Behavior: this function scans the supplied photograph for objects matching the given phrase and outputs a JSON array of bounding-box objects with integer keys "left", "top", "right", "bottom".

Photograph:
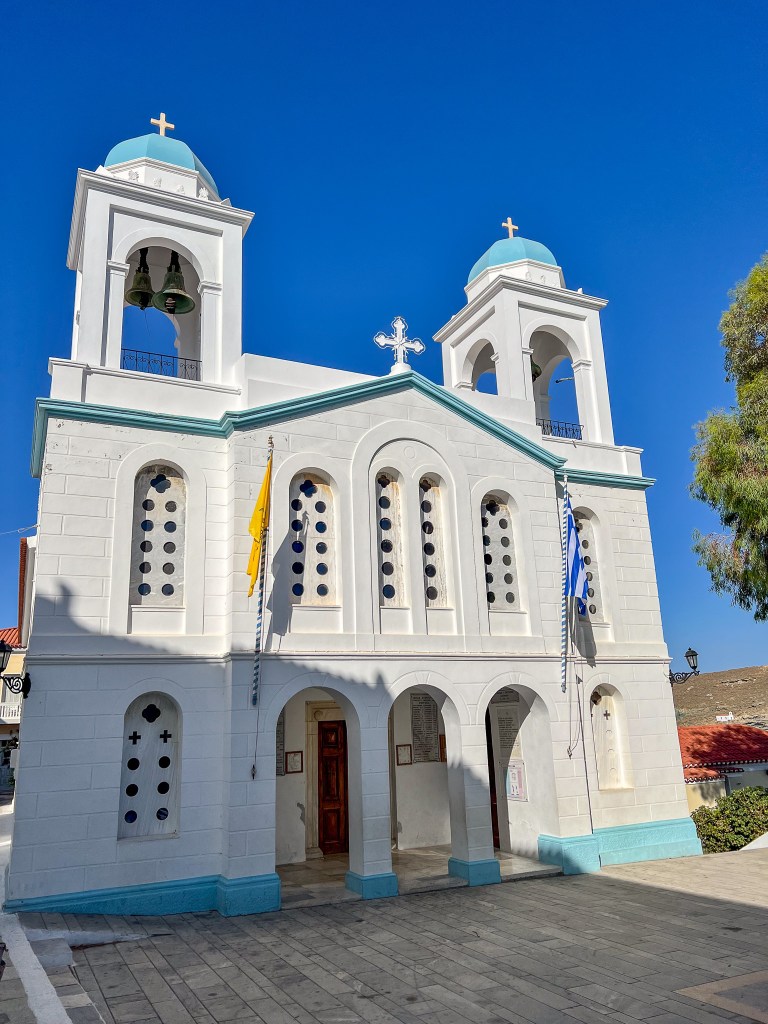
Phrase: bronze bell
[
  {"left": 152, "top": 251, "right": 196, "bottom": 315},
  {"left": 531, "top": 358, "right": 543, "bottom": 383},
  {"left": 125, "top": 248, "right": 155, "bottom": 310}
]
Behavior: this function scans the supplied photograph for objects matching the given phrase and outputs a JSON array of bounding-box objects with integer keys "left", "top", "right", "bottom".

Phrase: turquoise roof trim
[
  {"left": 468, "top": 237, "right": 557, "bottom": 283},
  {"left": 31, "top": 371, "right": 653, "bottom": 489},
  {"left": 105, "top": 134, "right": 218, "bottom": 195}
]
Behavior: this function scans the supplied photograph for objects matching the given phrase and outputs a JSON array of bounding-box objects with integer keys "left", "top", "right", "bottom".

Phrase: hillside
[{"left": 672, "top": 664, "right": 768, "bottom": 730}]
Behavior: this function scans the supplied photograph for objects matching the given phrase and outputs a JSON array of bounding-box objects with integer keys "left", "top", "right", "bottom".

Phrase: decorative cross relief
[{"left": 373, "top": 317, "right": 425, "bottom": 375}]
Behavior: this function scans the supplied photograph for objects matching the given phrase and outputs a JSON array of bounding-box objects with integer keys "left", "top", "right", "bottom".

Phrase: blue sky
[{"left": 1, "top": 1, "right": 766, "bottom": 672}]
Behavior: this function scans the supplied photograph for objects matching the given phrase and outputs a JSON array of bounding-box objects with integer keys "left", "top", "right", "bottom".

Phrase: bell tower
[
  {"left": 67, "top": 115, "right": 253, "bottom": 386},
  {"left": 434, "top": 219, "right": 615, "bottom": 445}
]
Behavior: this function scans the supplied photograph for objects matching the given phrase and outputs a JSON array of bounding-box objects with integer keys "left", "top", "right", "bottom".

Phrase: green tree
[
  {"left": 691, "top": 254, "right": 768, "bottom": 618},
  {"left": 691, "top": 786, "right": 768, "bottom": 853}
]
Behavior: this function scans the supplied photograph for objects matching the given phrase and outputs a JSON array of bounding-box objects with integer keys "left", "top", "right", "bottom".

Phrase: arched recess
[
  {"left": 109, "top": 444, "right": 207, "bottom": 636},
  {"left": 354, "top": 422, "right": 479, "bottom": 639},
  {"left": 470, "top": 477, "right": 541, "bottom": 639},
  {"left": 477, "top": 674, "right": 560, "bottom": 858},
  {"left": 269, "top": 455, "right": 349, "bottom": 638},
  {"left": 385, "top": 678, "right": 473, "bottom": 878},
  {"left": 118, "top": 691, "right": 182, "bottom": 840},
  {"left": 572, "top": 505, "right": 607, "bottom": 624},
  {"left": 588, "top": 679, "right": 633, "bottom": 790},
  {"left": 457, "top": 334, "right": 504, "bottom": 394},
  {"left": 260, "top": 671, "right": 370, "bottom": 902}
]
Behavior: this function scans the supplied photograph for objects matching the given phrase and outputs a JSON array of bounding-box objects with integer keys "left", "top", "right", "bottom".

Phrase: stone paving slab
[{"left": 49, "top": 850, "right": 768, "bottom": 1024}]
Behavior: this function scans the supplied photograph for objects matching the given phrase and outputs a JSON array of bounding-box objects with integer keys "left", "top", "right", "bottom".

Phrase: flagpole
[
  {"left": 560, "top": 473, "right": 569, "bottom": 693},
  {"left": 249, "top": 437, "right": 274, "bottom": 780}
]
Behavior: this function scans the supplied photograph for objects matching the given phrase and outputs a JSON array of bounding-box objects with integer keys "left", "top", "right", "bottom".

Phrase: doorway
[
  {"left": 318, "top": 720, "right": 348, "bottom": 854},
  {"left": 485, "top": 709, "right": 501, "bottom": 850}
]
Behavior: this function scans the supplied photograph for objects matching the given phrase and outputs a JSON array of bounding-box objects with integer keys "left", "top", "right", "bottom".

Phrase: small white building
[{"left": 6, "top": 123, "right": 701, "bottom": 916}]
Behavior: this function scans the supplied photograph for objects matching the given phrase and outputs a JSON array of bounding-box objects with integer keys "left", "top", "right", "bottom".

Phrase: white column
[
  {"left": 104, "top": 260, "right": 130, "bottom": 369},
  {"left": 345, "top": 721, "right": 398, "bottom": 898},
  {"left": 446, "top": 722, "right": 500, "bottom": 884},
  {"left": 572, "top": 358, "right": 598, "bottom": 442},
  {"left": 198, "top": 280, "right": 223, "bottom": 384}
]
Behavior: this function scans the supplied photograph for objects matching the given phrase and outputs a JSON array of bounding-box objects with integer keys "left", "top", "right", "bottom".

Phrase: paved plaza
[{"left": 3, "top": 849, "right": 767, "bottom": 1024}]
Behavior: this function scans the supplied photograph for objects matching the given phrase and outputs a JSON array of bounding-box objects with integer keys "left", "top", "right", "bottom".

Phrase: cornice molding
[{"left": 31, "top": 370, "right": 653, "bottom": 490}]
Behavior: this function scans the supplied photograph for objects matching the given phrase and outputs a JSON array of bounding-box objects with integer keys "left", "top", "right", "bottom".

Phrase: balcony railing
[
  {"left": 121, "top": 348, "right": 201, "bottom": 382},
  {"left": 537, "top": 417, "right": 583, "bottom": 441},
  {"left": 0, "top": 703, "right": 21, "bottom": 723}
]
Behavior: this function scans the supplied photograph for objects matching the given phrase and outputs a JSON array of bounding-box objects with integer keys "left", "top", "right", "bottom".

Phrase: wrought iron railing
[
  {"left": 121, "top": 348, "right": 201, "bottom": 381},
  {"left": 537, "top": 417, "right": 583, "bottom": 441}
]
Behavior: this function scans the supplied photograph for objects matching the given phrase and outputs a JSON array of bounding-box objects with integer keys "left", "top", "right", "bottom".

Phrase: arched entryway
[
  {"left": 481, "top": 682, "right": 559, "bottom": 862},
  {"left": 273, "top": 683, "right": 364, "bottom": 907}
]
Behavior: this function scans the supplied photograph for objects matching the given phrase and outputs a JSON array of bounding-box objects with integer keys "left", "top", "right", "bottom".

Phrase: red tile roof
[
  {"left": 678, "top": 725, "right": 768, "bottom": 785},
  {"left": 0, "top": 627, "right": 21, "bottom": 648}
]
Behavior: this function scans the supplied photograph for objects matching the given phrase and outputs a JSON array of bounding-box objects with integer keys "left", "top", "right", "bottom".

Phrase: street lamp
[
  {"left": 0, "top": 639, "right": 30, "bottom": 698},
  {"left": 669, "top": 647, "right": 699, "bottom": 685}
]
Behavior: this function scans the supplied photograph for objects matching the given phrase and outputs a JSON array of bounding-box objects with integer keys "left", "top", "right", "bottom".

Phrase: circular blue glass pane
[
  {"left": 315, "top": 501, "right": 326, "bottom": 513},
  {"left": 379, "top": 518, "right": 391, "bottom": 531},
  {"left": 124, "top": 810, "right": 138, "bottom": 823},
  {"left": 156, "top": 807, "right": 169, "bottom": 821},
  {"left": 382, "top": 584, "right": 395, "bottom": 599},
  {"left": 317, "top": 584, "right": 329, "bottom": 597},
  {"left": 379, "top": 496, "right": 390, "bottom": 509},
  {"left": 316, "top": 521, "right": 327, "bottom": 533},
  {"left": 292, "top": 562, "right": 304, "bottom": 574},
  {"left": 138, "top": 583, "right": 151, "bottom": 596},
  {"left": 292, "top": 541, "right": 304, "bottom": 553},
  {"left": 291, "top": 519, "right": 303, "bottom": 532},
  {"left": 382, "top": 561, "right": 394, "bottom": 576},
  {"left": 291, "top": 498, "right": 302, "bottom": 511},
  {"left": 292, "top": 583, "right": 304, "bottom": 597},
  {"left": 140, "top": 520, "right": 153, "bottom": 532},
  {"left": 164, "top": 522, "right": 177, "bottom": 533},
  {"left": 317, "top": 563, "right": 328, "bottom": 575}
]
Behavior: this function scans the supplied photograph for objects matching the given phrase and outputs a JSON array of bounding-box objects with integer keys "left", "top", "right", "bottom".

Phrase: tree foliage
[
  {"left": 691, "top": 254, "right": 768, "bottom": 619},
  {"left": 691, "top": 786, "right": 768, "bottom": 853}
]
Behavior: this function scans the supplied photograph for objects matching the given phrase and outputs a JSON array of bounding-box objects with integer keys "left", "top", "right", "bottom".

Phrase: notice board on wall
[{"left": 411, "top": 693, "right": 440, "bottom": 763}]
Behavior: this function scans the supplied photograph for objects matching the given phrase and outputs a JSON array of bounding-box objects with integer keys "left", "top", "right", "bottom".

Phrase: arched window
[
  {"left": 289, "top": 473, "right": 336, "bottom": 606},
  {"left": 419, "top": 477, "right": 448, "bottom": 608},
  {"left": 376, "top": 473, "right": 406, "bottom": 606},
  {"left": 590, "top": 687, "right": 630, "bottom": 789},
  {"left": 574, "top": 511, "right": 603, "bottom": 620},
  {"left": 130, "top": 465, "right": 186, "bottom": 607},
  {"left": 118, "top": 692, "right": 180, "bottom": 839},
  {"left": 481, "top": 494, "right": 518, "bottom": 609}
]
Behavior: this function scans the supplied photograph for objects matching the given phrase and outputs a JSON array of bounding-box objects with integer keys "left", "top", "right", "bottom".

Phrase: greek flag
[{"left": 564, "top": 493, "right": 589, "bottom": 615}]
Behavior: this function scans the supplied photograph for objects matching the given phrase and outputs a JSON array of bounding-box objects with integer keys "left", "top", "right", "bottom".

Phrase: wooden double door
[{"left": 317, "top": 720, "right": 349, "bottom": 855}]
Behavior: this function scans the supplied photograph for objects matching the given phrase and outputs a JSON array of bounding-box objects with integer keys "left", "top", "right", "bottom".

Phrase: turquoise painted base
[
  {"left": 594, "top": 817, "right": 702, "bottom": 865},
  {"left": 345, "top": 871, "right": 399, "bottom": 899},
  {"left": 538, "top": 817, "right": 702, "bottom": 875},
  {"left": 4, "top": 873, "right": 281, "bottom": 918},
  {"left": 447, "top": 857, "right": 502, "bottom": 886},
  {"left": 538, "top": 834, "right": 601, "bottom": 874}
]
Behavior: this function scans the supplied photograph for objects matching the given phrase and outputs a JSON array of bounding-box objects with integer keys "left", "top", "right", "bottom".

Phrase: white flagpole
[{"left": 560, "top": 474, "right": 569, "bottom": 693}]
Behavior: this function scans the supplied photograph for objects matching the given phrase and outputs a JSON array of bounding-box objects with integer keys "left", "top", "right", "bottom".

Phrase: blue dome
[
  {"left": 468, "top": 236, "right": 557, "bottom": 283},
  {"left": 104, "top": 134, "right": 218, "bottom": 195}
]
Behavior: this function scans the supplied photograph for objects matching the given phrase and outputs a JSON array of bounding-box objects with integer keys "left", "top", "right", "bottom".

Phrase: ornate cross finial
[
  {"left": 150, "top": 112, "right": 175, "bottom": 137},
  {"left": 373, "top": 316, "right": 425, "bottom": 374},
  {"left": 502, "top": 216, "right": 518, "bottom": 238}
]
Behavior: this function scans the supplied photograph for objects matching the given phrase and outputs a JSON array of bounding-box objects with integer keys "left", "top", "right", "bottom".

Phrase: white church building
[{"left": 5, "top": 119, "right": 701, "bottom": 916}]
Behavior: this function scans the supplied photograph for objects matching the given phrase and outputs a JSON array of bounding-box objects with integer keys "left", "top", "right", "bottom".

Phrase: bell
[
  {"left": 152, "top": 251, "right": 196, "bottom": 315},
  {"left": 124, "top": 248, "right": 155, "bottom": 310},
  {"left": 531, "top": 358, "right": 542, "bottom": 383}
]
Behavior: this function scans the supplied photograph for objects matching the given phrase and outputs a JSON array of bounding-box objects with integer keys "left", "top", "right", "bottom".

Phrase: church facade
[{"left": 5, "top": 123, "right": 701, "bottom": 916}]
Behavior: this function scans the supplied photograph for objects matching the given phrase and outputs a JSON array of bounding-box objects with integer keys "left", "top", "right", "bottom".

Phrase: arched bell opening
[
  {"left": 469, "top": 341, "right": 498, "bottom": 394},
  {"left": 121, "top": 246, "right": 201, "bottom": 380},
  {"left": 530, "top": 330, "right": 582, "bottom": 440}
]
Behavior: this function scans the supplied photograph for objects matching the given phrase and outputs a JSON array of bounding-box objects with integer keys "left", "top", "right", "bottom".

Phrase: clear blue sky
[{"left": 1, "top": 1, "right": 766, "bottom": 672}]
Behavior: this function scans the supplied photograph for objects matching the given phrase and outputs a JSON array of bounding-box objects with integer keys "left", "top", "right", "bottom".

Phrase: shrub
[{"left": 692, "top": 786, "right": 768, "bottom": 853}]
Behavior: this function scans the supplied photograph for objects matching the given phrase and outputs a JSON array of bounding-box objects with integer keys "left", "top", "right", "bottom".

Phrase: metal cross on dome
[{"left": 373, "top": 316, "right": 425, "bottom": 374}]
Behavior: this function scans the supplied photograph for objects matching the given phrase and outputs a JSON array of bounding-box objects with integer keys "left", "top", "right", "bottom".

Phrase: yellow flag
[{"left": 247, "top": 450, "right": 273, "bottom": 597}]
